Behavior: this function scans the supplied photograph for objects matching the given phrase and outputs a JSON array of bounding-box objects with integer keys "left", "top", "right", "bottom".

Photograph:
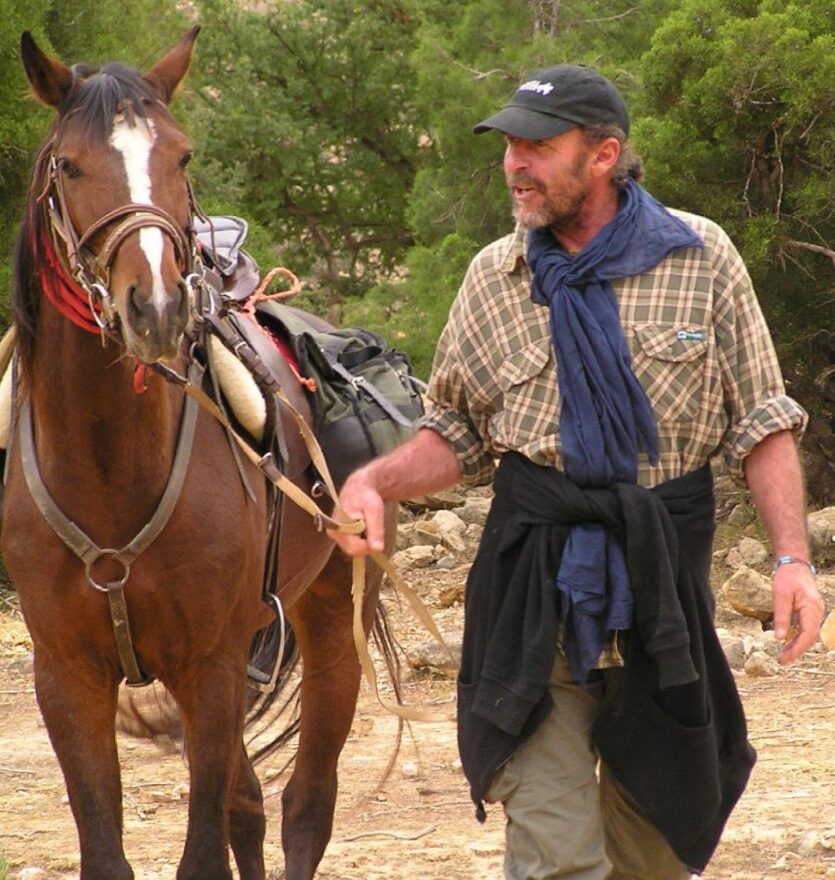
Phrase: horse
[{"left": 2, "top": 27, "right": 395, "bottom": 880}]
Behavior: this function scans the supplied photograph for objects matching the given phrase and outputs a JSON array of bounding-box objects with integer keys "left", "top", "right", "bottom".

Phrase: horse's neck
[{"left": 28, "top": 312, "right": 183, "bottom": 526}]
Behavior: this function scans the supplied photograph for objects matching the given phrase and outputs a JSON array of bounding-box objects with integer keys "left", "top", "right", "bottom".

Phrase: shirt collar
[{"left": 499, "top": 225, "right": 530, "bottom": 274}]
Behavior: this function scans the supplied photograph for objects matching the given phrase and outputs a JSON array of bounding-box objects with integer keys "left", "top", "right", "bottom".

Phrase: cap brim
[{"left": 473, "top": 106, "right": 577, "bottom": 139}]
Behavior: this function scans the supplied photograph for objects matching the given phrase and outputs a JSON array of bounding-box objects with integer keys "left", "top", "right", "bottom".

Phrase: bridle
[{"left": 33, "top": 136, "right": 203, "bottom": 337}]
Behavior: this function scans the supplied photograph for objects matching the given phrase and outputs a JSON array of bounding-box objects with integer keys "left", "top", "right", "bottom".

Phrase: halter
[{"left": 34, "top": 140, "right": 203, "bottom": 338}]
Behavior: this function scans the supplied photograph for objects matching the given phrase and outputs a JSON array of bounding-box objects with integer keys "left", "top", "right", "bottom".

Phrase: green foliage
[
  {"left": 0, "top": 851, "right": 7, "bottom": 880},
  {"left": 185, "top": 0, "right": 425, "bottom": 306},
  {"left": 637, "top": 0, "right": 835, "bottom": 421},
  {"left": 341, "top": 233, "right": 476, "bottom": 378},
  {"left": 639, "top": 0, "right": 835, "bottom": 247}
]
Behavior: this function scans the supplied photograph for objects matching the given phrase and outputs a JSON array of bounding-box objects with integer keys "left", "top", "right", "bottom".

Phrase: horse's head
[{"left": 20, "top": 28, "right": 201, "bottom": 364}]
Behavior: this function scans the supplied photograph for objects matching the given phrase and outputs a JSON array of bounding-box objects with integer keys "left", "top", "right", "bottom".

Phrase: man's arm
[
  {"left": 327, "top": 428, "right": 462, "bottom": 557},
  {"left": 743, "top": 429, "right": 824, "bottom": 663}
]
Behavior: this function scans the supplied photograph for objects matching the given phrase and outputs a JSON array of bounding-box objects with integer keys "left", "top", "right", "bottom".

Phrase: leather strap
[
  {"left": 18, "top": 361, "right": 202, "bottom": 685},
  {"left": 106, "top": 580, "right": 150, "bottom": 686}
]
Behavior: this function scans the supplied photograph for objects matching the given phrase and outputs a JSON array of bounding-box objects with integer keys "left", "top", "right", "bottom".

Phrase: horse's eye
[
  {"left": 58, "top": 158, "right": 83, "bottom": 179},
  {"left": 179, "top": 151, "right": 193, "bottom": 170}
]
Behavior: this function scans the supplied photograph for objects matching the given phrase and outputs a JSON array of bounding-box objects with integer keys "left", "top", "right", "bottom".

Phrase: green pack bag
[{"left": 254, "top": 301, "right": 425, "bottom": 486}]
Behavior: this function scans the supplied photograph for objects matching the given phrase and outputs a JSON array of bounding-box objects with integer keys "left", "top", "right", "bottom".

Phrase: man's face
[{"left": 503, "top": 128, "right": 593, "bottom": 231}]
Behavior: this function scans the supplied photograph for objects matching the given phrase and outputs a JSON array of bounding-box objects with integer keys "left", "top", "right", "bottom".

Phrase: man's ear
[{"left": 590, "top": 137, "right": 621, "bottom": 179}]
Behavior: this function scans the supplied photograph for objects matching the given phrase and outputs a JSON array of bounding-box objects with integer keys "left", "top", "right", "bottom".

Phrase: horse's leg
[
  {"left": 281, "top": 551, "right": 378, "bottom": 880},
  {"left": 169, "top": 655, "right": 249, "bottom": 880},
  {"left": 33, "top": 652, "right": 132, "bottom": 880},
  {"left": 229, "top": 742, "right": 267, "bottom": 880}
]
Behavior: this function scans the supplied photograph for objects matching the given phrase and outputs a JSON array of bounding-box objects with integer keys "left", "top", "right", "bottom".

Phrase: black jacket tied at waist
[{"left": 457, "top": 452, "right": 755, "bottom": 873}]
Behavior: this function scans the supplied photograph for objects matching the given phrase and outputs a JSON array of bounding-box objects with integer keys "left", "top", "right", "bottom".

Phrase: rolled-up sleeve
[
  {"left": 419, "top": 403, "right": 495, "bottom": 485},
  {"left": 419, "top": 324, "right": 497, "bottom": 485},
  {"left": 417, "top": 262, "right": 501, "bottom": 486},
  {"left": 713, "top": 236, "right": 808, "bottom": 481}
]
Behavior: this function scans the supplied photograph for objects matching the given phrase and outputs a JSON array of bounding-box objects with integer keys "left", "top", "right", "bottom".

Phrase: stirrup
[{"left": 246, "top": 592, "right": 287, "bottom": 694}]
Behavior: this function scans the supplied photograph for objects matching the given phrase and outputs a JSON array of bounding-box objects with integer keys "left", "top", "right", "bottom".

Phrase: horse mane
[
  {"left": 12, "top": 195, "right": 45, "bottom": 374},
  {"left": 60, "top": 63, "right": 170, "bottom": 141},
  {"left": 12, "top": 62, "right": 178, "bottom": 373}
]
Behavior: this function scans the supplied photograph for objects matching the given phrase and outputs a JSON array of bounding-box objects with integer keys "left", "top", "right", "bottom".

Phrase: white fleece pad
[{"left": 208, "top": 335, "right": 266, "bottom": 442}]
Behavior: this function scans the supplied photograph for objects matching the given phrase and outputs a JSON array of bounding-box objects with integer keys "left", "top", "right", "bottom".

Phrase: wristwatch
[{"left": 773, "top": 555, "right": 816, "bottom": 575}]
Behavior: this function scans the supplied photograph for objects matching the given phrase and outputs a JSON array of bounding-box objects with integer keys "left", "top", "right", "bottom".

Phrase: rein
[{"left": 152, "top": 341, "right": 456, "bottom": 722}]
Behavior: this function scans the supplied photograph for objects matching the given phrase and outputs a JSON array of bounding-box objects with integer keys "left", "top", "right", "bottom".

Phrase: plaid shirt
[{"left": 421, "top": 211, "right": 807, "bottom": 489}]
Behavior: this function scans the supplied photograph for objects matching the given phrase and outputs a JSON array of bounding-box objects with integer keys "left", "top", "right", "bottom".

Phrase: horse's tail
[
  {"left": 243, "top": 602, "right": 405, "bottom": 783},
  {"left": 115, "top": 681, "right": 183, "bottom": 746}
]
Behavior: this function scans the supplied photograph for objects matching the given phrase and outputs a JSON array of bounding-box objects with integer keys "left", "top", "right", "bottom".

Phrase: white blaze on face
[{"left": 108, "top": 115, "right": 168, "bottom": 314}]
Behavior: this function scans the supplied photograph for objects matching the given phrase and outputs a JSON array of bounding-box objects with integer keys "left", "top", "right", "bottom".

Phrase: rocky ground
[{"left": 1, "top": 482, "right": 834, "bottom": 880}]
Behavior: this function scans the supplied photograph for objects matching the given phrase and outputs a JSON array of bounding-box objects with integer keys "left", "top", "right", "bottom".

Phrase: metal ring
[
  {"left": 311, "top": 481, "right": 330, "bottom": 499},
  {"left": 89, "top": 282, "right": 118, "bottom": 328},
  {"left": 85, "top": 550, "right": 131, "bottom": 593}
]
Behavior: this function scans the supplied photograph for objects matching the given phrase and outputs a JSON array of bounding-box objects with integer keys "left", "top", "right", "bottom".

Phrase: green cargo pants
[{"left": 484, "top": 649, "right": 693, "bottom": 880}]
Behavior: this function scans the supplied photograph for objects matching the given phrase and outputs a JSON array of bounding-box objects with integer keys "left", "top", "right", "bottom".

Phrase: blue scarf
[{"left": 527, "top": 179, "right": 703, "bottom": 682}]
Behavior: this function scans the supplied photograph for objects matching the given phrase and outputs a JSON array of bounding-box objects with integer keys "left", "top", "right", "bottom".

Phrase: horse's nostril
[{"left": 128, "top": 284, "right": 143, "bottom": 320}]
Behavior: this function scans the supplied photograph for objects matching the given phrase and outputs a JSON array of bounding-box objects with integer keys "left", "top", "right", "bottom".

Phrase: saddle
[
  {"left": 196, "top": 216, "right": 424, "bottom": 490},
  {"left": 194, "top": 215, "right": 259, "bottom": 302}
]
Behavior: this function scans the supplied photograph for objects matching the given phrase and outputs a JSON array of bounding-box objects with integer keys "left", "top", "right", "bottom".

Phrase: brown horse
[{"left": 2, "top": 28, "right": 390, "bottom": 880}]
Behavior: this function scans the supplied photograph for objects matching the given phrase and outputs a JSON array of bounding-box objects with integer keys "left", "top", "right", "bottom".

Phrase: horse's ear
[
  {"left": 20, "top": 32, "right": 74, "bottom": 109},
  {"left": 144, "top": 26, "right": 201, "bottom": 104}
]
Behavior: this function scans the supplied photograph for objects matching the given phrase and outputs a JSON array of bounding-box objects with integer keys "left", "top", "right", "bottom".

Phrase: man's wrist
[{"left": 773, "top": 555, "right": 816, "bottom": 576}]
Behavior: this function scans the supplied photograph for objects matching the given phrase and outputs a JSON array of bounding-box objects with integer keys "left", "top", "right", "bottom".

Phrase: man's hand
[
  {"left": 325, "top": 428, "right": 463, "bottom": 558},
  {"left": 327, "top": 468, "right": 386, "bottom": 557},
  {"left": 744, "top": 430, "right": 823, "bottom": 664},
  {"left": 772, "top": 563, "right": 824, "bottom": 664}
]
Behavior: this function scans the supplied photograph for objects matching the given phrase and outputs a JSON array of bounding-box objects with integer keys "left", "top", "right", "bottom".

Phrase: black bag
[{"left": 254, "top": 301, "right": 425, "bottom": 487}]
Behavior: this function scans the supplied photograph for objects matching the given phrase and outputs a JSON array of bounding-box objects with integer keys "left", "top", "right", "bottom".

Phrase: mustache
[{"left": 507, "top": 172, "right": 544, "bottom": 191}]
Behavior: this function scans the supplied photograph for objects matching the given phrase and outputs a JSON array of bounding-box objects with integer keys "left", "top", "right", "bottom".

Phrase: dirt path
[{"left": 1, "top": 575, "right": 834, "bottom": 880}]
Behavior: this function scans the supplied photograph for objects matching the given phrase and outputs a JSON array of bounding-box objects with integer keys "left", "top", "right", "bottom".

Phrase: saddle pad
[{"left": 0, "top": 363, "right": 11, "bottom": 449}]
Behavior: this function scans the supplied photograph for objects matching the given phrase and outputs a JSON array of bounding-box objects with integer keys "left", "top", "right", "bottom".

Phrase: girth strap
[{"left": 18, "top": 360, "right": 203, "bottom": 685}]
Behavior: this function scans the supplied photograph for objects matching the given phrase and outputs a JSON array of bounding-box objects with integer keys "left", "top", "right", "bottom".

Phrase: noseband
[{"left": 35, "top": 142, "right": 201, "bottom": 335}]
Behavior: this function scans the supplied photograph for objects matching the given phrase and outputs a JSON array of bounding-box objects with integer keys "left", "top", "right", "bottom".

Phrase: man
[{"left": 328, "top": 64, "right": 824, "bottom": 879}]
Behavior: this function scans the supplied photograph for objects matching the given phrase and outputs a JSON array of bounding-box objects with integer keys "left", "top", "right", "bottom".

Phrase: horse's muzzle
[{"left": 124, "top": 279, "right": 190, "bottom": 362}]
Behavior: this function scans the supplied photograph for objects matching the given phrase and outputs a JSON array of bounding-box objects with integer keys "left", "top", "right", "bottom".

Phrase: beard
[
  {"left": 511, "top": 187, "right": 587, "bottom": 231},
  {"left": 507, "top": 155, "right": 590, "bottom": 231}
]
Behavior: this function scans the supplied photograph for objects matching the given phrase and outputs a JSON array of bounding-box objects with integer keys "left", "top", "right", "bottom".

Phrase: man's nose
[{"left": 504, "top": 141, "right": 528, "bottom": 173}]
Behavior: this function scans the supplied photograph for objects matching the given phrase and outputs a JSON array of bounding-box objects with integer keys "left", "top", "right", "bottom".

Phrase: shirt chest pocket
[
  {"left": 631, "top": 323, "right": 710, "bottom": 423},
  {"left": 495, "top": 339, "right": 555, "bottom": 440}
]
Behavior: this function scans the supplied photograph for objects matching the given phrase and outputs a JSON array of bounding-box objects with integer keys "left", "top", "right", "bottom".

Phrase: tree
[
  {"left": 183, "top": 0, "right": 426, "bottom": 310},
  {"left": 636, "top": 0, "right": 835, "bottom": 500}
]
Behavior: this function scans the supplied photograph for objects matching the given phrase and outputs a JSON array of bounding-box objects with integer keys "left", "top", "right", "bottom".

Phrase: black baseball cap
[{"left": 473, "top": 64, "right": 630, "bottom": 140}]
